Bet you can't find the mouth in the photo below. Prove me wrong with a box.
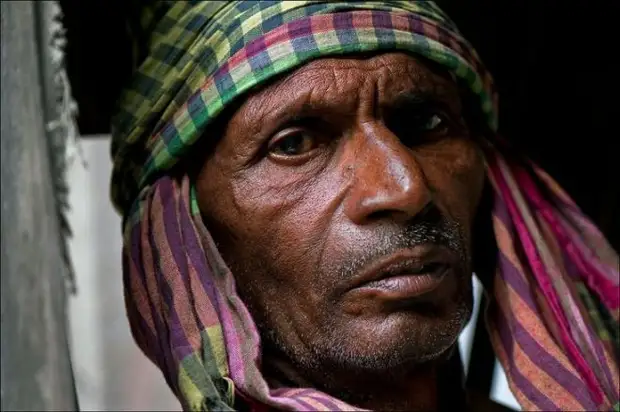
[351,246,454,300]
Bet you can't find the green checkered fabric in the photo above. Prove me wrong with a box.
[111,1,495,219]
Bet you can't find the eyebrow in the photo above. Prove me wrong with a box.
[253,78,460,135]
[258,98,337,134]
[390,89,455,110]
[389,89,465,125]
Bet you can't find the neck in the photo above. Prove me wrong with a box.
[262,347,466,411]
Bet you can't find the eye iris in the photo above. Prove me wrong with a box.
[424,114,442,131]
[281,135,301,154]
[275,133,311,155]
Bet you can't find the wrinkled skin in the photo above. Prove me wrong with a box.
[196,53,487,410]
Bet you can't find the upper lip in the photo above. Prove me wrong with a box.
[350,245,454,290]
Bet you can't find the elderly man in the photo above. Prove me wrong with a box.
[110,1,619,411]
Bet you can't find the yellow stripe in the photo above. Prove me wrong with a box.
[206,325,229,377]
[178,366,204,411]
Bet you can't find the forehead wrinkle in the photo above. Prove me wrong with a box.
[242,65,366,131]
[246,54,413,111]
[230,54,462,141]
[385,63,456,102]
[380,76,462,122]
[236,66,331,133]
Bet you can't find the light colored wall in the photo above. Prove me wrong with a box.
[68,137,179,411]
[67,137,519,410]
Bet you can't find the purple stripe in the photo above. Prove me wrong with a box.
[493,305,560,410]
[435,24,452,49]
[332,11,354,30]
[287,389,333,411]
[497,253,537,313]
[305,393,341,411]
[244,34,267,60]
[212,277,248,385]
[289,389,323,411]
[161,118,179,146]
[494,195,540,314]
[509,310,595,408]
[495,163,608,404]
[158,267,195,363]
[288,15,312,37]
[496,293,598,409]
[371,10,393,30]
[406,13,424,35]
[492,192,512,230]
[560,244,582,281]
[561,253,617,398]
[293,398,318,411]
[141,202,184,394]
[404,13,479,68]
[122,249,163,368]
[129,219,175,376]
[497,255,597,406]
[269,388,315,410]
[494,195,546,315]
[156,179,196,363]
[492,176,610,405]
[585,329,617,402]
[177,191,221,317]
[177,194,257,387]
[211,60,231,92]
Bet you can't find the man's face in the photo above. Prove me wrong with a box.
[196,53,486,379]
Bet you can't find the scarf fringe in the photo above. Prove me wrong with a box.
[42,1,83,295]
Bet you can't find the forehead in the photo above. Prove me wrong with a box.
[237,52,460,120]
[277,52,454,91]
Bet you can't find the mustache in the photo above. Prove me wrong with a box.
[329,207,467,283]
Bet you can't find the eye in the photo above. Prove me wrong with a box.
[412,111,450,135]
[422,113,444,131]
[387,108,453,148]
[268,128,319,157]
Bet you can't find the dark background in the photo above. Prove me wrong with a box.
[59,0,619,398]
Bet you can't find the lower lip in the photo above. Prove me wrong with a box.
[357,271,448,299]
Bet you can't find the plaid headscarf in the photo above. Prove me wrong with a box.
[110,2,620,411]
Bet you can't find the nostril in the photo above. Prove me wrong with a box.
[355,197,436,224]
[413,203,436,223]
[366,209,396,222]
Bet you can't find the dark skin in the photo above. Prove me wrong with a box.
[196,53,495,411]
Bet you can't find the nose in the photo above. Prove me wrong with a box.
[343,122,433,225]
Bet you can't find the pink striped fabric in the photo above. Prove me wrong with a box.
[485,152,619,410]
[125,145,619,410]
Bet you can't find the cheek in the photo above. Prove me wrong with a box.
[205,164,343,327]
[416,139,485,229]
[233,159,338,241]
[200,157,340,286]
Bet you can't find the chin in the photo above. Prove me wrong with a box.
[313,300,471,376]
